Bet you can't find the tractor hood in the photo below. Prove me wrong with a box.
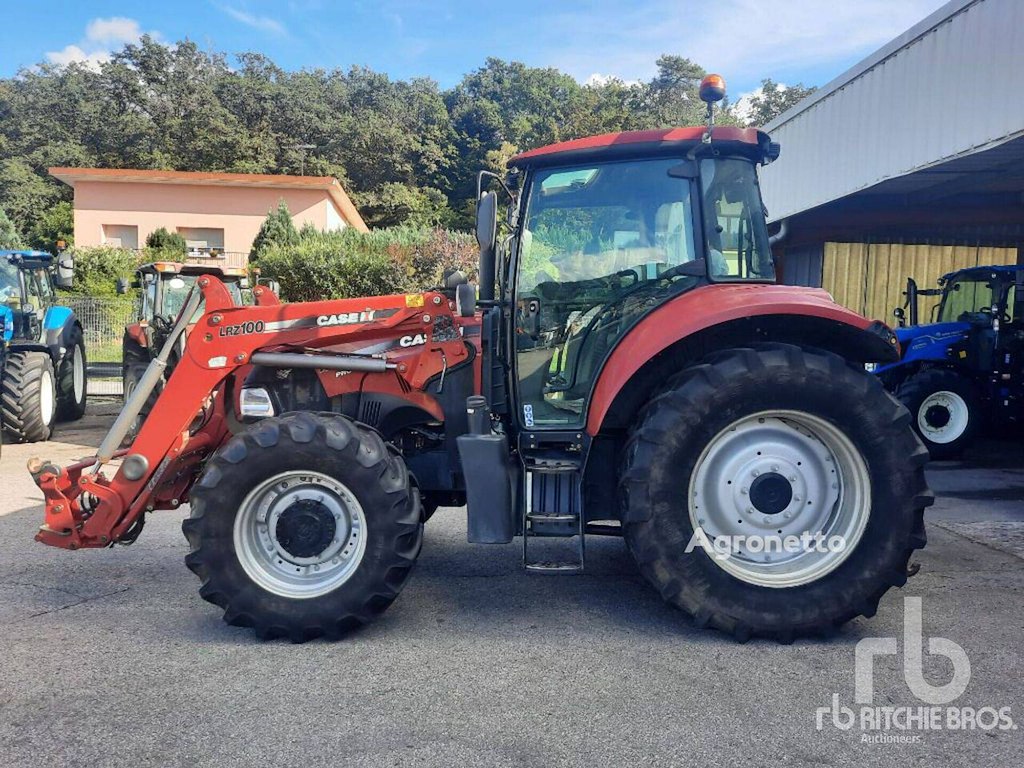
[894,322,969,360]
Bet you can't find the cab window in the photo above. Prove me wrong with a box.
[700,159,774,281]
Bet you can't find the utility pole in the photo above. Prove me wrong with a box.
[287,143,317,176]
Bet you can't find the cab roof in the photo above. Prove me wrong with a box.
[1,249,55,265]
[508,126,776,169]
[942,264,1024,283]
[137,261,247,278]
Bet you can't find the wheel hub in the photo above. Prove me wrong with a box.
[232,471,367,599]
[749,472,793,516]
[689,411,871,588]
[275,499,337,558]
[924,404,951,429]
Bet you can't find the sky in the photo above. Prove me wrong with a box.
[0,0,951,97]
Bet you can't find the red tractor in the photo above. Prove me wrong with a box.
[29,77,930,642]
[119,261,248,438]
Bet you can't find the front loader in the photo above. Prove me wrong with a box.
[29,76,932,642]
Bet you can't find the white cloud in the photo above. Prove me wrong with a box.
[218,5,287,35]
[85,17,144,46]
[45,16,156,70]
[546,0,949,91]
[585,73,641,88]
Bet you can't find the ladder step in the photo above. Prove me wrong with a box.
[527,513,577,523]
[525,561,583,574]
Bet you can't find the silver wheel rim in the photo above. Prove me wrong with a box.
[39,369,54,426]
[917,390,968,445]
[233,470,367,599]
[72,345,85,403]
[688,410,871,588]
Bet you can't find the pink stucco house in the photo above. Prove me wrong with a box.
[50,167,369,265]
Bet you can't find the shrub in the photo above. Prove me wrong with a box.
[64,246,143,297]
[0,207,23,249]
[250,199,299,261]
[145,227,187,253]
[258,226,477,302]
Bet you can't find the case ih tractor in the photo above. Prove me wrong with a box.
[29,77,931,642]
[875,265,1023,458]
[119,261,248,437]
[1,249,87,442]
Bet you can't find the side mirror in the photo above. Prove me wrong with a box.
[258,277,281,296]
[116,278,130,295]
[476,191,498,302]
[54,256,74,289]
[892,307,906,327]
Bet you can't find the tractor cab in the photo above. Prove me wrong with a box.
[499,129,778,428]
[120,261,247,350]
[877,265,1024,456]
[0,248,86,443]
[119,261,248,437]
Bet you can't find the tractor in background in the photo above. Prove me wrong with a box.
[1,249,86,442]
[875,265,1024,458]
[118,260,248,438]
[29,76,931,643]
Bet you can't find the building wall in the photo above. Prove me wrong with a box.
[72,181,347,257]
[760,0,1024,222]
[821,242,1018,322]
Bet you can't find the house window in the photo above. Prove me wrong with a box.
[102,225,139,249]
[177,227,225,255]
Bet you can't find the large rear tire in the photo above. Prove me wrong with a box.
[56,327,87,422]
[1,351,57,443]
[183,412,423,641]
[897,368,980,460]
[620,344,932,642]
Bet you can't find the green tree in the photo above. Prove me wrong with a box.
[145,227,187,252]
[0,207,23,248]
[28,201,74,252]
[741,79,817,127]
[250,199,300,260]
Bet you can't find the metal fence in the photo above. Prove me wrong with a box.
[63,296,136,397]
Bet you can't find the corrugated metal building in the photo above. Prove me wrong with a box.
[759,0,1024,322]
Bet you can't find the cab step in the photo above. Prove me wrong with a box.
[523,461,584,573]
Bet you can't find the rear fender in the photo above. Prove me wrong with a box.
[587,284,900,434]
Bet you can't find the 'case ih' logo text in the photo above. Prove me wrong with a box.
[317,311,377,327]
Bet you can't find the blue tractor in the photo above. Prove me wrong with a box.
[0,249,87,442]
[874,264,1024,458]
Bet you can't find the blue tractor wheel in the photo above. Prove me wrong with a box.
[1,350,57,443]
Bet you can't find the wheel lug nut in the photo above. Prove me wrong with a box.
[740,487,748,495]
[789,476,797,483]
[771,465,779,472]
[752,470,760,477]
[762,516,771,524]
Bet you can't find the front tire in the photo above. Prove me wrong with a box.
[56,327,87,421]
[898,368,980,460]
[183,412,423,641]
[620,344,932,642]
[1,351,57,443]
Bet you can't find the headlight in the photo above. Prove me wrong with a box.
[239,387,275,418]
[863,363,878,373]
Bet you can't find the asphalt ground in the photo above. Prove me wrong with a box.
[0,400,1021,767]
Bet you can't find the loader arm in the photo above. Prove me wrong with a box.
[31,276,467,549]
